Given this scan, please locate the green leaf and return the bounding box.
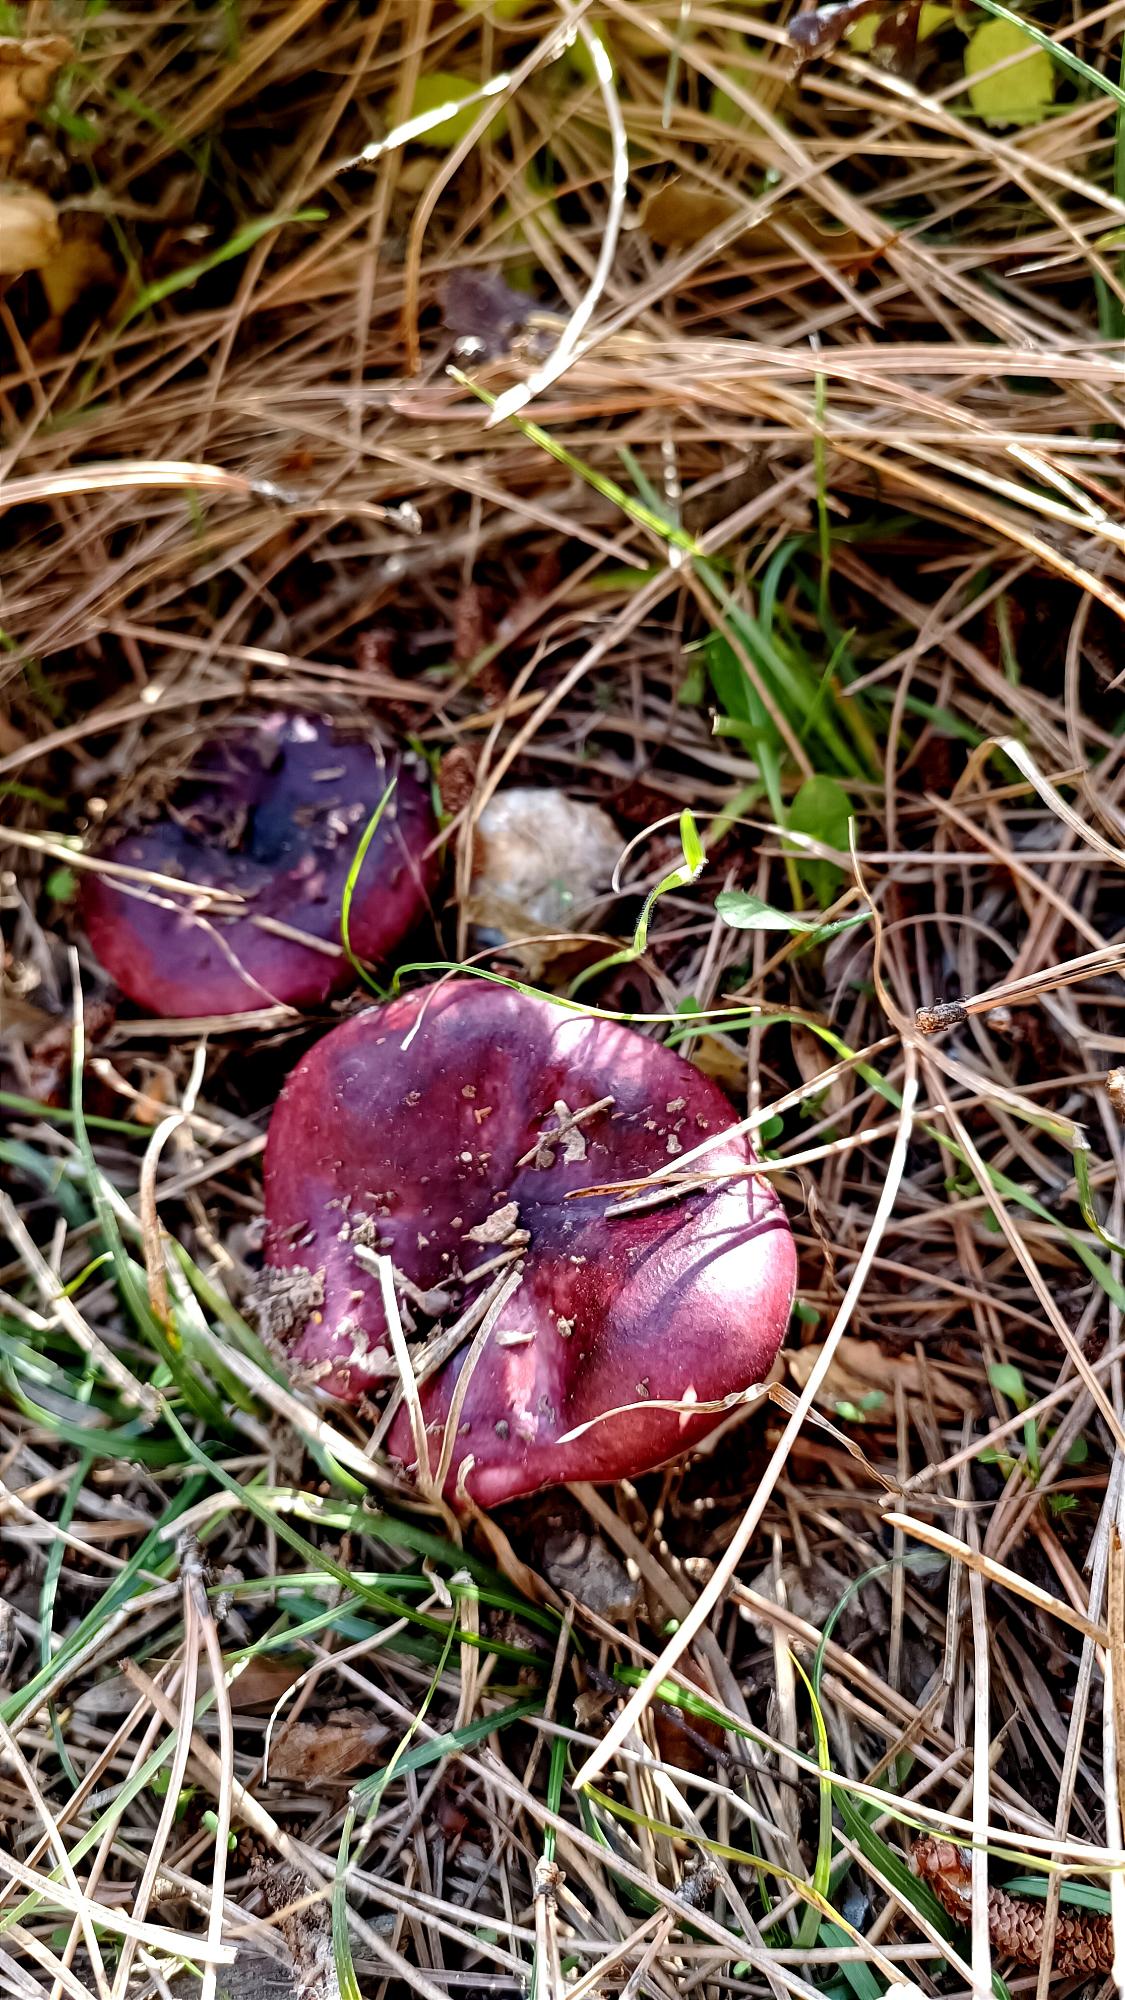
[0,1139,89,1222]
[848,3,952,50]
[715,891,868,943]
[712,65,757,124]
[456,373,698,560]
[787,774,854,903]
[352,1695,540,1807]
[678,657,707,706]
[455,0,535,16]
[700,619,791,893]
[45,866,77,903]
[679,808,705,876]
[569,808,705,995]
[333,1805,363,2000]
[820,1920,882,2000]
[1,1476,208,1728]
[163,1413,543,1663]
[965,18,1055,127]
[1073,1140,1125,1254]
[988,1362,1028,1408]
[0,1094,147,1138]
[0,1361,186,1466]
[68,1008,225,1423]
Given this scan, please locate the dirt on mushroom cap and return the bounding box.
[261,978,796,1507]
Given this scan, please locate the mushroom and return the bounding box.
[82,711,437,1016]
[261,980,796,1507]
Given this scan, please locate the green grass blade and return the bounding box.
[569,809,706,994]
[453,371,699,558]
[1,1474,208,1727]
[67,995,224,1420]
[0,1092,149,1137]
[792,1653,834,1948]
[163,1409,546,1662]
[352,1695,542,1808]
[340,776,398,993]
[117,208,327,329]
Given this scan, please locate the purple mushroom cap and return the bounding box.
[261,981,796,1507]
[82,711,438,1016]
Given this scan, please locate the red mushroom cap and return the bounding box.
[261,980,796,1507]
[82,712,437,1016]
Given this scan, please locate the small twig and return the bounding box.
[193,1543,235,2000]
[515,1095,615,1169]
[916,939,1125,1035]
[433,1264,527,1499]
[884,1513,1109,1649]
[371,1251,437,1507]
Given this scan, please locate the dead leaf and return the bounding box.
[642,180,872,265]
[790,1022,856,1119]
[686,1035,747,1092]
[436,1792,469,1839]
[788,1333,964,1419]
[0,184,60,275]
[170,1953,292,2000]
[222,1657,310,1713]
[25,996,115,1104]
[39,232,116,319]
[129,1062,176,1126]
[443,267,531,360]
[543,1529,639,1620]
[464,1200,521,1245]
[467,786,622,978]
[438,743,477,817]
[743,1554,880,1643]
[653,1658,726,1775]
[642,181,741,249]
[575,1685,615,1729]
[269,1714,387,1782]
[0,33,70,168]
[0,993,57,1049]
[256,1864,337,2000]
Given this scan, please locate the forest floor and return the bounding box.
[2,3,1125,1997]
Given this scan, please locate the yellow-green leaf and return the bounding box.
[408,72,508,148]
[964,17,1055,127]
[455,0,534,16]
[847,4,953,53]
[711,65,761,124]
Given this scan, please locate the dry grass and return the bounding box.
[3,0,1125,1996]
